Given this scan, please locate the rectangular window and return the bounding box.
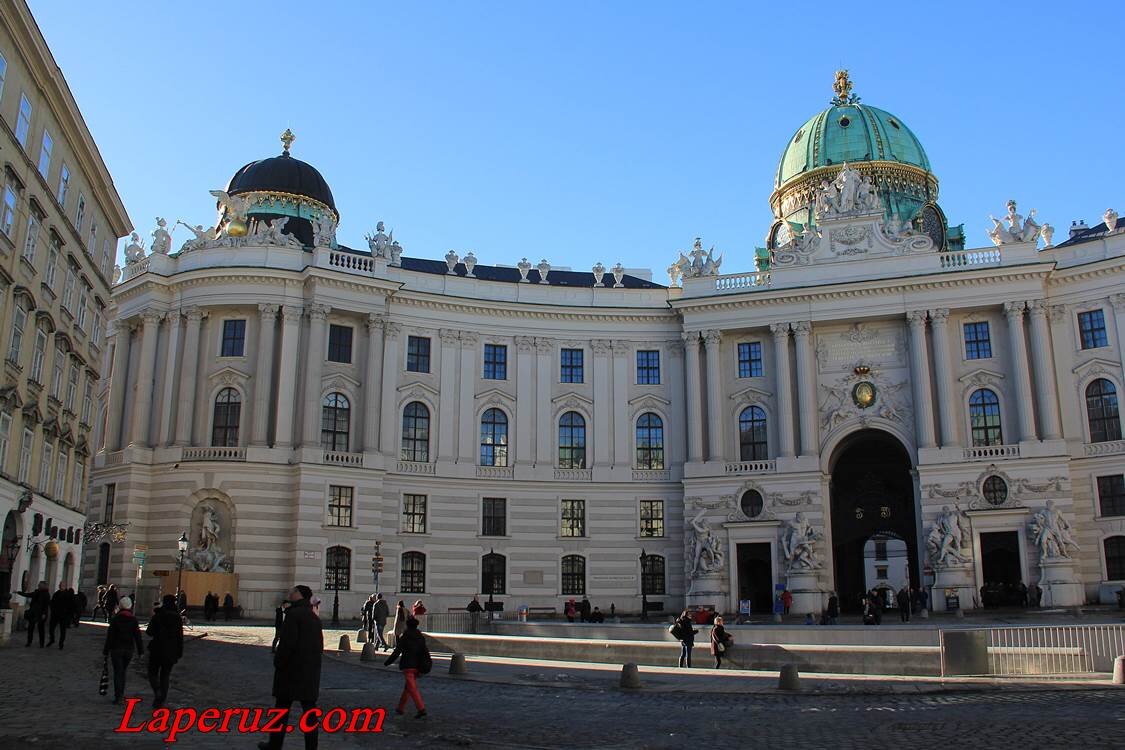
[327,324,353,363]
[55,452,67,501]
[561,499,586,537]
[0,52,6,99]
[737,342,764,378]
[483,343,507,380]
[963,321,992,359]
[81,380,92,424]
[220,319,246,357]
[7,304,26,363]
[76,285,89,331]
[30,329,47,382]
[876,566,888,580]
[1,185,16,237]
[560,348,584,383]
[0,412,10,473]
[92,309,103,347]
[1098,475,1125,518]
[406,336,430,373]
[1078,309,1109,350]
[103,483,116,523]
[51,347,65,399]
[639,499,665,538]
[87,218,97,254]
[875,540,888,561]
[15,93,32,147]
[38,129,52,177]
[62,267,75,312]
[45,243,59,290]
[39,442,53,494]
[101,238,112,277]
[65,363,78,411]
[72,462,83,506]
[482,497,506,537]
[636,350,660,385]
[57,164,70,206]
[22,214,40,263]
[403,494,427,534]
[18,428,33,484]
[75,194,86,232]
[327,485,354,527]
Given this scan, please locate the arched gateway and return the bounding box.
[828,430,920,612]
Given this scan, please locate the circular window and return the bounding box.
[983,476,1008,506]
[838,116,851,128]
[740,490,764,519]
[888,118,901,130]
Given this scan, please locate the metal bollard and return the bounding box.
[620,663,641,689]
[338,634,351,652]
[449,653,468,675]
[360,642,378,662]
[778,664,801,691]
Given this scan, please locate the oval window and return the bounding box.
[983,476,1008,506]
[838,116,851,128]
[740,490,764,519]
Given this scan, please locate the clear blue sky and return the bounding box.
[29,1,1122,276]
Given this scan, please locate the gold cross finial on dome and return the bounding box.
[280,128,296,154]
[831,70,858,105]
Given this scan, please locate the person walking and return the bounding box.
[384,617,431,718]
[389,601,408,649]
[781,588,793,615]
[104,584,120,618]
[361,595,376,641]
[673,610,698,668]
[47,582,74,649]
[103,596,144,704]
[410,599,426,620]
[565,599,577,623]
[259,585,323,750]
[176,588,188,614]
[710,616,732,669]
[372,594,390,650]
[18,581,51,648]
[579,596,592,623]
[93,585,107,622]
[74,588,87,627]
[203,591,216,621]
[272,600,289,653]
[897,586,911,623]
[826,592,839,625]
[223,592,235,621]
[147,594,184,708]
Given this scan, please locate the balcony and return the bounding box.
[724,460,776,475]
[554,468,592,481]
[962,444,1020,462]
[324,451,363,467]
[938,248,1001,270]
[1084,440,1125,457]
[476,466,514,479]
[713,271,770,292]
[396,460,436,475]
[182,446,246,461]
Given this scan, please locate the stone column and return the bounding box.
[105,322,131,451]
[128,310,161,448]
[793,321,819,457]
[378,323,402,455]
[703,330,723,462]
[907,311,936,449]
[770,323,795,458]
[515,336,535,467]
[301,304,331,447]
[362,314,385,452]
[156,312,183,447]
[611,341,629,468]
[534,338,553,467]
[174,307,205,446]
[592,339,612,468]
[1028,300,1062,441]
[1112,294,1125,391]
[457,333,479,463]
[251,304,278,446]
[1004,301,1038,442]
[683,331,704,463]
[928,308,960,448]
[437,329,461,462]
[273,305,302,449]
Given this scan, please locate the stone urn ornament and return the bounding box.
[445,249,459,274]
[463,251,477,278]
[537,259,551,284]
[612,262,625,288]
[517,257,532,282]
[592,262,606,287]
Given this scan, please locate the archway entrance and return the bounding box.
[829,430,919,612]
[1,511,18,607]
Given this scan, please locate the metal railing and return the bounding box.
[940,625,1125,677]
[962,444,1020,461]
[421,611,492,635]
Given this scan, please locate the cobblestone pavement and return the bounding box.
[1,622,1123,749]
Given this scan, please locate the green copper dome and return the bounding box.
[775,103,931,189]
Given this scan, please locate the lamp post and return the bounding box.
[639,548,648,622]
[331,576,340,628]
[176,532,189,595]
[487,547,496,612]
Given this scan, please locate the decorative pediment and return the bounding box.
[728,385,773,404]
[41,416,60,439]
[959,368,1006,388]
[74,436,90,457]
[628,393,671,408]
[551,392,594,411]
[1072,357,1121,379]
[0,386,23,410]
[475,387,515,409]
[21,403,43,426]
[397,380,440,403]
[323,372,362,392]
[209,366,251,386]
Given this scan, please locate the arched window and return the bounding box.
[401,402,430,462]
[480,408,508,467]
[738,406,768,461]
[321,393,350,451]
[635,413,664,470]
[561,554,585,596]
[211,388,241,447]
[401,551,426,593]
[324,546,351,591]
[969,388,1003,446]
[1105,536,1125,580]
[558,411,586,469]
[482,552,506,595]
[1086,379,1122,443]
[641,554,666,595]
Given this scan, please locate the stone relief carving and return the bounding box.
[814,163,882,221]
[987,199,1043,245]
[819,363,910,431]
[781,512,822,570]
[925,505,971,568]
[1029,500,1080,561]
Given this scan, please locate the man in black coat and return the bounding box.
[223,592,235,621]
[103,596,144,704]
[47,583,74,648]
[18,581,51,647]
[147,594,184,708]
[259,585,322,750]
[73,588,86,626]
[372,593,390,650]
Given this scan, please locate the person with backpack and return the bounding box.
[384,617,431,718]
[670,610,698,668]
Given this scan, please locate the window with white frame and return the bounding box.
[327,485,354,527]
[71,461,83,506]
[39,441,53,494]
[65,363,79,411]
[15,93,32,147]
[57,164,70,206]
[54,451,67,500]
[81,380,92,425]
[62,267,76,312]
[101,238,112,277]
[37,129,52,177]
[30,328,47,383]
[1,185,16,237]
[7,303,26,364]
[45,242,59,290]
[0,412,10,473]
[75,194,86,232]
[87,218,97,254]
[402,494,427,534]
[0,52,7,99]
[51,347,65,399]
[18,428,33,484]
[76,284,89,331]
[22,213,40,263]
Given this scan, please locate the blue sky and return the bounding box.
[29,1,1122,277]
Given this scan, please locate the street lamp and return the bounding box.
[487,547,496,611]
[331,569,341,628]
[176,532,189,595]
[639,548,648,622]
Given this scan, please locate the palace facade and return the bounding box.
[85,74,1125,618]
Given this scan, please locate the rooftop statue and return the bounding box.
[210,189,251,237]
[815,163,880,220]
[150,217,172,255]
[312,211,336,248]
[175,220,215,253]
[673,237,723,280]
[1106,208,1119,234]
[365,221,392,257]
[987,199,1043,245]
[124,232,145,264]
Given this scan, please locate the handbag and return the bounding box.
[98,656,109,696]
[716,642,725,653]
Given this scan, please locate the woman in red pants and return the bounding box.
[384,617,431,718]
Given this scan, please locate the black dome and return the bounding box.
[226,152,336,213]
